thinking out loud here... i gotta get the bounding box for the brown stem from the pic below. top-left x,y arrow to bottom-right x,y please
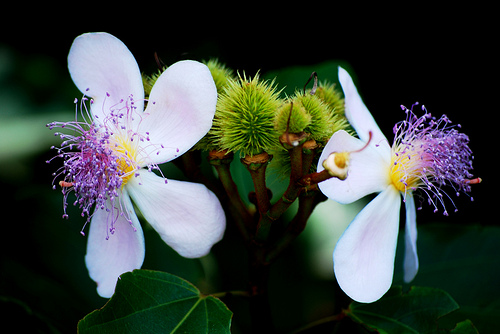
173,150 -> 221,196
209,290 -> 251,299
301,139 -> 317,175
253,144 -> 306,242
290,311 -> 347,334
266,190 -> 325,263
242,152 -> 274,243
242,152 -> 272,214
299,169 -> 335,187
248,248 -> 273,332
208,150 -> 253,241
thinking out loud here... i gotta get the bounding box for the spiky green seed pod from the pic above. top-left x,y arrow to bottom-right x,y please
278,91 -> 347,144
193,129 -> 221,152
314,81 -> 345,116
275,100 -> 312,136
204,59 -> 235,94
296,93 -> 331,141
193,60 -> 235,151
269,87 -> 351,179
212,73 -> 282,156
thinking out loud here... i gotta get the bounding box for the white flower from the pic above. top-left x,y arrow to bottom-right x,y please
317,67 -> 478,303
48,33 -> 226,298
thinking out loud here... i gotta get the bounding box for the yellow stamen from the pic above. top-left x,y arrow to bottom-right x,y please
389,152 -> 421,192
112,136 -> 139,186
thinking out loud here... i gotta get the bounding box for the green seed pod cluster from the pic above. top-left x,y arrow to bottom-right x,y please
270,83 -> 351,179
153,59 -> 352,161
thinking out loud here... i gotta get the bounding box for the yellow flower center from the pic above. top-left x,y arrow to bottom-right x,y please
389,149 -> 422,193
112,136 -> 140,186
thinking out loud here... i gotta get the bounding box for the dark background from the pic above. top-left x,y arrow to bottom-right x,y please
0,8 -> 495,333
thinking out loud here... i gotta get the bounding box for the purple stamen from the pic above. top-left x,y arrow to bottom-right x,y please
47,95 -> 168,236
391,104 -> 478,214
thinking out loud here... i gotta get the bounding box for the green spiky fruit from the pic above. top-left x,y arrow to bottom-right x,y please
212,73 -> 282,156
270,86 -> 352,179
203,59 -> 235,94
276,91 -> 349,144
314,81 -> 345,116
275,100 -> 312,135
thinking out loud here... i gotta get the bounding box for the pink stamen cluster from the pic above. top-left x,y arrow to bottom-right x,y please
46,95 -> 164,236
48,119 -> 123,221
392,103 -> 476,215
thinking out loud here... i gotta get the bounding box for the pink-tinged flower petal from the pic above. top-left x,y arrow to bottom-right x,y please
139,60 -> 217,165
68,32 -> 144,122
403,191 -> 419,283
333,186 -> 401,303
126,169 -> 226,258
338,67 -> 391,157
85,190 -> 145,298
318,130 -> 391,204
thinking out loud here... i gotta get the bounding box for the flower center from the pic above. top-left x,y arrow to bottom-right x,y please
111,135 -> 140,186
388,104 -> 478,214
47,95 -> 163,227
389,144 -> 428,192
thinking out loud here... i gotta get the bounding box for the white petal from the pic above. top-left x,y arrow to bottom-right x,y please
126,170 -> 226,258
85,190 -> 145,298
333,186 -> 401,303
318,130 -> 391,204
403,191 -> 419,283
68,32 -> 144,122
338,67 -> 391,156
139,60 -> 217,165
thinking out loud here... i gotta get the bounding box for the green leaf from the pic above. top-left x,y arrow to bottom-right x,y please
346,286 -> 459,334
77,270 -> 232,334
394,224 -> 500,333
450,319 -> 479,334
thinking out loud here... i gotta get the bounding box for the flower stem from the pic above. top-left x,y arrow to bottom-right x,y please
264,145 -> 305,222
207,138 -> 338,331
299,169 -> 335,187
209,290 -> 251,299
266,189 -> 326,263
290,311 -> 347,334
173,150 -> 220,195
242,152 -> 272,214
248,248 -> 274,332
242,152 -> 274,242
289,144 -> 303,183
209,150 -> 253,241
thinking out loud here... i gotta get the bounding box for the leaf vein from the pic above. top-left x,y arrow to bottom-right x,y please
170,297 -> 204,334
83,296 -> 200,330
